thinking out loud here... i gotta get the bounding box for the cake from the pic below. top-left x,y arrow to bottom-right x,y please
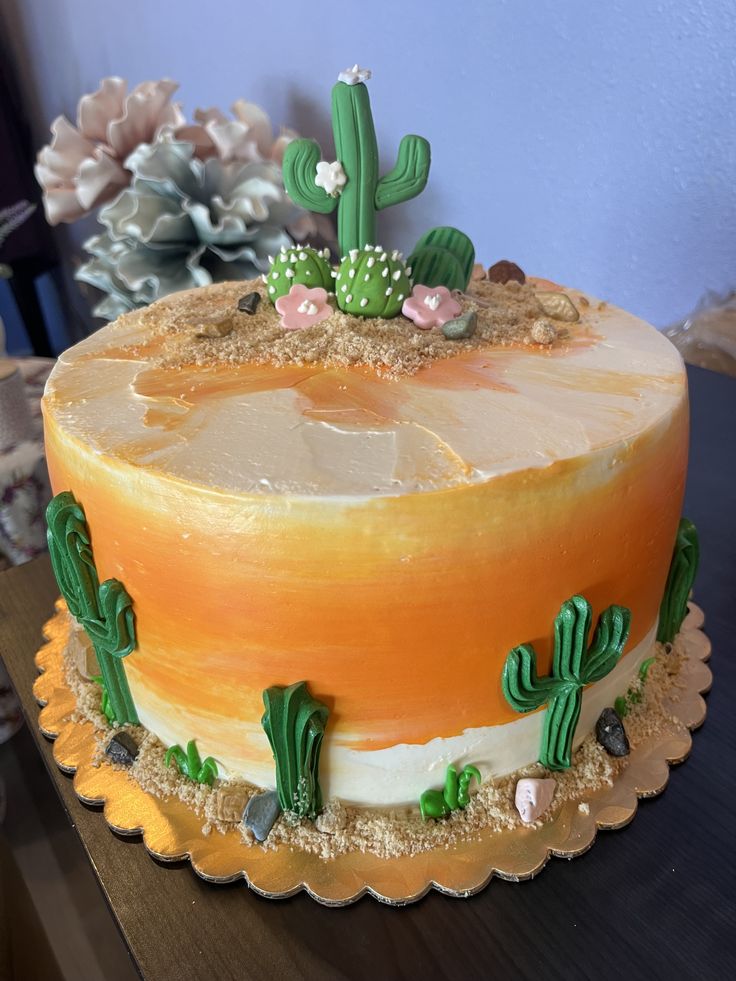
39,67 -> 699,857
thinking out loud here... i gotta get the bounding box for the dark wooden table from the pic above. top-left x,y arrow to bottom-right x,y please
1,365 -> 735,981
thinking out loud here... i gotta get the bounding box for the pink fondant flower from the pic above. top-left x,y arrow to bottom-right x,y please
401,284 -> 462,329
275,284 -> 332,331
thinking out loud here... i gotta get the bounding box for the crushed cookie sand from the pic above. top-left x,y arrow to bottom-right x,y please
111,278 -> 557,378
63,615 -> 692,860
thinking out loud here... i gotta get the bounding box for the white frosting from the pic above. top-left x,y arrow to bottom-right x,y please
44,291 -> 686,499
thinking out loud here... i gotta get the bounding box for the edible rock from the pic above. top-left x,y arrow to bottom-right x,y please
595,707 -> 630,757
237,291 -> 261,315
195,319 -> 233,339
442,311 -> 477,340
530,318 -> 557,345
471,263 -> 487,282
487,259 -> 526,285
212,788 -> 249,824
536,291 -> 580,323
315,804 -> 347,835
514,777 -> 556,824
243,790 -> 282,842
68,621 -> 99,679
105,731 -> 139,766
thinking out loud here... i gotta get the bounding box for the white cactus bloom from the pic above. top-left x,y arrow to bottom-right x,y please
337,64 -> 372,86
315,160 -> 347,197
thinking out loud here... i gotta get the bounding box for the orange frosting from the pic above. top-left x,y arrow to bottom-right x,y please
42,283 -> 689,789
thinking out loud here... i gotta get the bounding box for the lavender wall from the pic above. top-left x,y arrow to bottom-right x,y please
4,0 -> 734,326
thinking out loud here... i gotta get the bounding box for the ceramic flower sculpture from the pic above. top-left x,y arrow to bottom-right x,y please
35,78 -> 184,225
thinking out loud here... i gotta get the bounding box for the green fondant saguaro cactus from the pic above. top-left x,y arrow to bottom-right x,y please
335,245 -> 411,318
657,518 -> 700,644
502,595 -> 631,770
264,245 -> 333,303
408,226 -> 476,292
46,491 -> 138,724
261,681 -> 329,820
283,77 -> 430,255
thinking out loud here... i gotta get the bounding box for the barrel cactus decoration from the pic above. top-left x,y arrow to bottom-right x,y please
46,491 -> 139,724
502,595 -> 631,770
408,226 -> 476,292
261,680 -> 329,820
264,245 -> 333,303
335,245 -> 411,318
657,518 -> 700,644
283,70 -> 431,256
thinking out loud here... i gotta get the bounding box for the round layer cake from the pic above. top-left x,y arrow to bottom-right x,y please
42,279 -> 688,806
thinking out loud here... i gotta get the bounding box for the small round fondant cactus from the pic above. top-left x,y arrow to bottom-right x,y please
264,246 -> 333,303
335,245 -> 411,318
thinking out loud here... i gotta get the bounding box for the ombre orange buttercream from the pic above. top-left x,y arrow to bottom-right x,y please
42,282 -> 689,800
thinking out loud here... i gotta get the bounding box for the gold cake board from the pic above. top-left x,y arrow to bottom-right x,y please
33,601 -> 711,906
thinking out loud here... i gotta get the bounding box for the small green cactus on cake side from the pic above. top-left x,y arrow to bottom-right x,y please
502,595 -> 631,770
335,245 -> 412,318
264,245 -> 333,303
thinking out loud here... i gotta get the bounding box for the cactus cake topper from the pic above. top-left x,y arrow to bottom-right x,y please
270,67 -> 477,324
283,67 -> 431,256
335,245 -> 411,318
502,595 -> 631,770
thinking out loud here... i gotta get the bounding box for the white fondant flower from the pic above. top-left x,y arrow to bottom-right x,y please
314,160 -> 347,197
337,64 -> 372,86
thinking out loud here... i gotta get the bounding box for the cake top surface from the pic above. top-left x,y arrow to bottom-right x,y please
43,278 -> 686,498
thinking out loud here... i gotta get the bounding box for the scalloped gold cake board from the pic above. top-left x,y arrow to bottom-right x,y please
33,601 -> 711,906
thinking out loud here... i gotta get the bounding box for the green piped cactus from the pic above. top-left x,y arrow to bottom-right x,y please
262,681 -> 329,820
657,518 -> 699,644
46,492 -> 138,725
264,245 -> 333,303
502,595 -> 631,770
283,78 -> 430,255
408,226 -> 475,292
335,245 -> 411,318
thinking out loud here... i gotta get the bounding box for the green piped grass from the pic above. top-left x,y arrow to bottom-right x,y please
420,764 -> 481,820
90,675 -> 115,724
614,656 -> 656,719
165,740 -> 218,786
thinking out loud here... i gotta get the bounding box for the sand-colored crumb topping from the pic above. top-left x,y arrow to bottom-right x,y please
65,620 -> 690,859
116,278 -> 560,377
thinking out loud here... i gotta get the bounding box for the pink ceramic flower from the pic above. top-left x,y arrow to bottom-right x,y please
275,284 -> 332,331
401,284 -> 462,329
35,77 -> 184,225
